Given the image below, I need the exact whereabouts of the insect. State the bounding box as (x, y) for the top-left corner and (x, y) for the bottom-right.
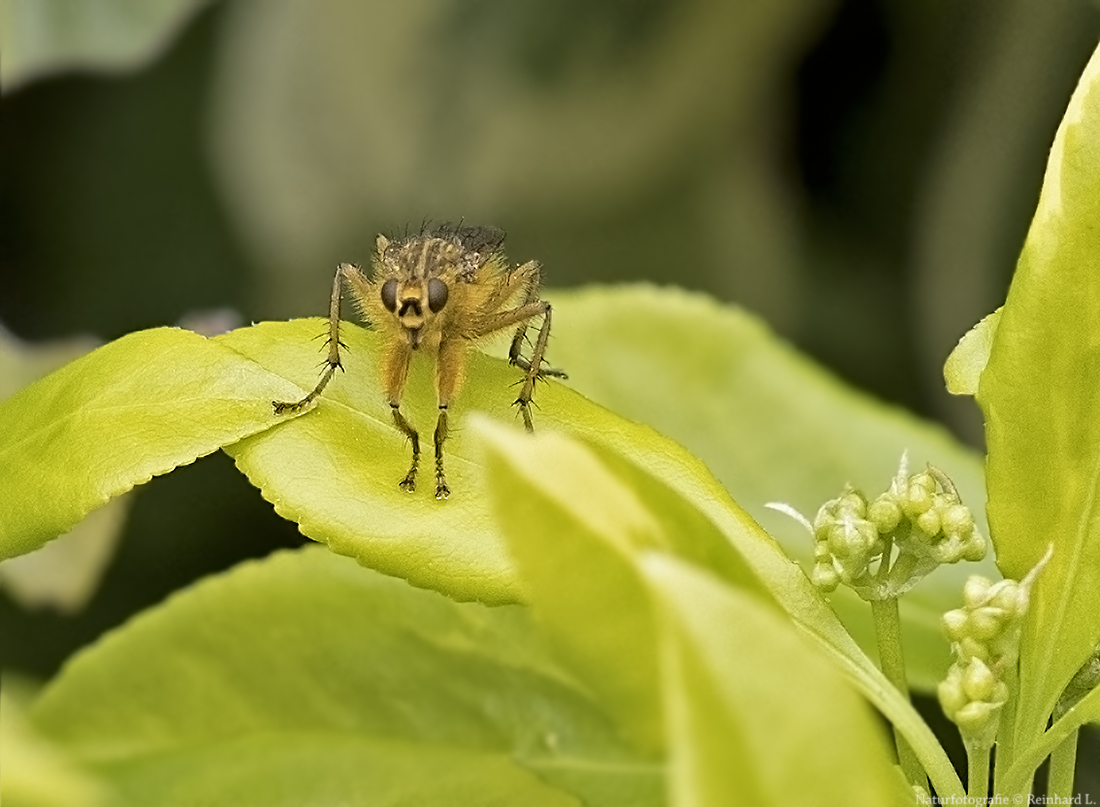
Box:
(273, 224), (566, 500)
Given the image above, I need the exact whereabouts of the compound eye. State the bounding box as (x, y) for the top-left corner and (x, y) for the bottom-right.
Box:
(381, 278), (398, 312)
(427, 278), (449, 313)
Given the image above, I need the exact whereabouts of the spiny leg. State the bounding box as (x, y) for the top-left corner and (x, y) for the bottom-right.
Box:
(431, 336), (467, 501)
(471, 297), (566, 432)
(433, 406), (450, 499)
(273, 263), (360, 413)
(381, 337), (418, 492)
(391, 405), (420, 491)
(510, 304), (556, 432)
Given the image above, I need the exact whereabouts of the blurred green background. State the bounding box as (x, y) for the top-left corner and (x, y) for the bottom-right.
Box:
(2, 0), (1099, 695)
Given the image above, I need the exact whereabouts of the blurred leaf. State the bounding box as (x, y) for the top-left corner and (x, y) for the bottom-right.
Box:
(27, 546), (659, 807)
(977, 41), (1100, 756)
(943, 308), (1001, 396)
(0, 503), (129, 613)
(549, 285), (994, 690)
(642, 555), (901, 806)
(475, 421), (964, 798)
(0, 327), (305, 561)
(0, 676), (108, 807)
(0, 0), (210, 90)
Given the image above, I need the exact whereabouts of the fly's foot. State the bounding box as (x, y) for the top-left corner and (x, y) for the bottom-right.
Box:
(515, 399), (535, 432)
(273, 399), (308, 415)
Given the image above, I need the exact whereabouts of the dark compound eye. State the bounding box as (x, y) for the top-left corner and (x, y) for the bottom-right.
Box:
(381, 278), (398, 312)
(427, 277), (449, 313)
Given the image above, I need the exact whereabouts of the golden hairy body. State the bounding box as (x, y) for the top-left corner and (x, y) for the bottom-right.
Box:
(273, 224), (565, 499)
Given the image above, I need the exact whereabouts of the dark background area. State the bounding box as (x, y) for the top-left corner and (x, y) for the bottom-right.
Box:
(3, 0), (1099, 792)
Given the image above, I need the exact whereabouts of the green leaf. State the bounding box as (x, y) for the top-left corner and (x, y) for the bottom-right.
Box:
(0, 677), (108, 807)
(548, 285), (993, 691)
(642, 554), (900, 806)
(943, 308), (1001, 396)
(218, 318), (552, 604)
(217, 315), (776, 607)
(977, 41), (1100, 753)
(474, 421), (965, 799)
(0, 327), (127, 612)
(0, 0), (210, 89)
(0, 327), (305, 562)
(26, 546), (661, 807)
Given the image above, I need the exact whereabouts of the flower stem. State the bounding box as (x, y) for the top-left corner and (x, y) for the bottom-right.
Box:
(966, 743), (990, 801)
(871, 596), (925, 787)
(1047, 729), (1078, 801)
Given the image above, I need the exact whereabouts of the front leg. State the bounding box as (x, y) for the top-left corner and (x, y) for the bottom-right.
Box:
(391, 405), (420, 492)
(383, 340), (418, 491)
(433, 407), (449, 499)
(273, 263), (363, 413)
(431, 336), (467, 500)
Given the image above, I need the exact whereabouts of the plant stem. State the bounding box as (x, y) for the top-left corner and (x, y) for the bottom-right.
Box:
(966, 743), (990, 802)
(1047, 729), (1078, 801)
(992, 663), (1019, 795)
(871, 596), (925, 787)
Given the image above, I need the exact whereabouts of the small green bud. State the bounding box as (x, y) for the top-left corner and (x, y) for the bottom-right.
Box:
(938, 670), (967, 715)
(963, 576), (992, 608)
(989, 580), (1028, 618)
(942, 609), (968, 641)
(941, 504), (974, 538)
(916, 508), (941, 536)
(904, 480), (934, 517)
(910, 471), (936, 495)
(967, 607), (1003, 641)
(836, 490), (866, 518)
(827, 519), (877, 559)
(958, 637), (989, 664)
(961, 533), (987, 562)
(868, 494), (902, 533)
(962, 658), (996, 702)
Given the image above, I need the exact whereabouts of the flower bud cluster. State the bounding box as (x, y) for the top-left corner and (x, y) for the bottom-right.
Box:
(937, 576), (1029, 745)
(938, 549), (1049, 747)
(807, 456), (986, 599)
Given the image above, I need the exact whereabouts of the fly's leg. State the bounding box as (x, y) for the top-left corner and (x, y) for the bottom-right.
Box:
(382, 338), (418, 492)
(431, 336), (467, 500)
(433, 407), (450, 499)
(273, 263), (362, 413)
(391, 405), (420, 491)
(508, 303), (557, 432)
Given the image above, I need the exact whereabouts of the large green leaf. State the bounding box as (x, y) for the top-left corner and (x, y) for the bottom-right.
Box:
(0, 677), (108, 807)
(25, 546), (661, 807)
(0, 327), (305, 562)
(475, 421), (965, 799)
(0, 0), (209, 89)
(977, 41), (1100, 758)
(642, 554), (901, 807)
